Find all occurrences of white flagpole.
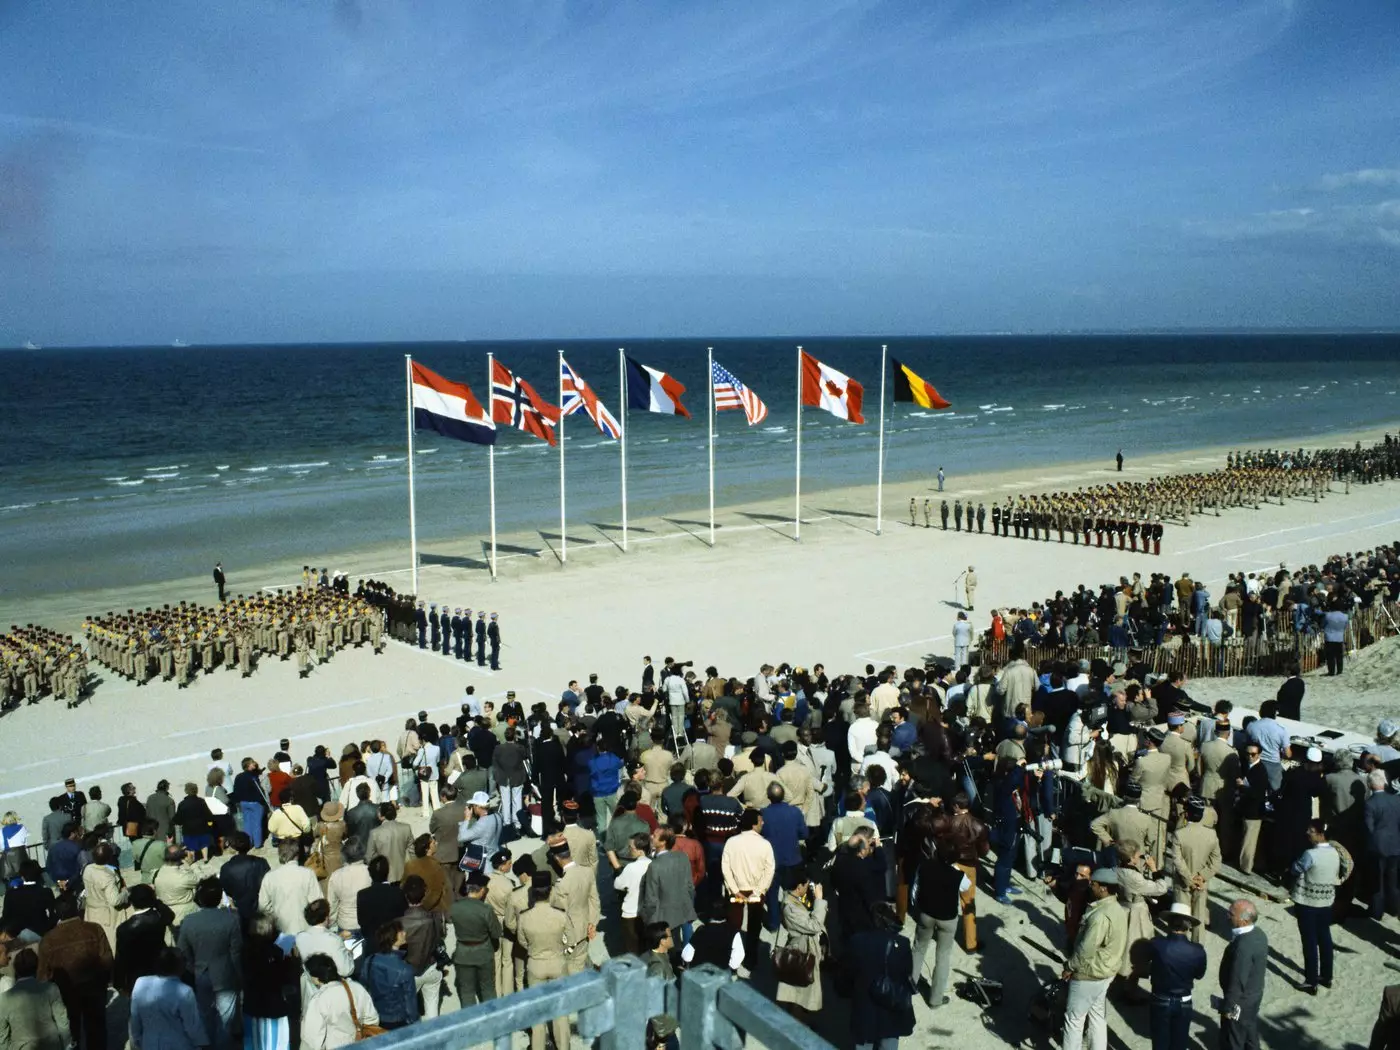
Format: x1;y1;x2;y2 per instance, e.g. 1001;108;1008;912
876;343;887;536
405;354;419;594
619;347;629;552
707;346;716;547
795;345;803;542
558;350;567;565
487;352;498;580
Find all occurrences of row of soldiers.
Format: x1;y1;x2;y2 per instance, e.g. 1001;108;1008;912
982;454;1349;559
82;589;385;689
990;499;1166;553
1233;435;1400;485
356;579;503;669
1;625;88;710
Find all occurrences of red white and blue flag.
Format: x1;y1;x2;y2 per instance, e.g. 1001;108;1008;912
559;357;622;439
625;356;690;418
411;362;496;445
711;360;768;426
491;360;561;446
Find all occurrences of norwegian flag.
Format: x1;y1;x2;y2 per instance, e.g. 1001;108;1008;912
711;359;769;425
559;357;623;439
491;359;561;446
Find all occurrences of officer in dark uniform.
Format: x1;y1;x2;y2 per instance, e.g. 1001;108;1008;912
463;608;474;662
442;612;453;656
475;612;488;668
429;604;441;651
415;600;428;649
1151;518;1164;556
1029;501;1039;541
1093;512;1104;548
1128;518;1140;552
1012;504;1022;539
991;503;1002;536
976;502;986;533
1082;506;1092;546
488;613;501;671
940;499;949;530
953;499;963;532
1116;516;1128;550
450;609;463;659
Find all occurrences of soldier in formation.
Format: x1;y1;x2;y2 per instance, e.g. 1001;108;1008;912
82;585;386;689
1;624;87;710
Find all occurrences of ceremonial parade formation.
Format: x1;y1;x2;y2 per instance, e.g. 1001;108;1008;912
0;625;87;710
975;438;1398;556
81;587;386;690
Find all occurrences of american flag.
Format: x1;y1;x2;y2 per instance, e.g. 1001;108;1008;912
560;357;623;439
712;360;769;425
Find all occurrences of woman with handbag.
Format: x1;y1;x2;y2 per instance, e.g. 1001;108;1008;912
301;952;382;1049
844;901;916;1050
774;866;827;1022
316;802;347;887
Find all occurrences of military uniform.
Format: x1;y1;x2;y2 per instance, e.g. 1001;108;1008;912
1169;819;1220;941
516;900;573;1050
450;893;502;1006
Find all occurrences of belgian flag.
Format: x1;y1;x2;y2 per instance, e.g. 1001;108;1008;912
891;358;951;410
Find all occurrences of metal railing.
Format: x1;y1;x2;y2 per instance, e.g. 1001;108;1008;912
361;957;836;1050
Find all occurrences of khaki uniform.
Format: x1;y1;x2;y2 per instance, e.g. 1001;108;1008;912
486;872;519;996
516;902;572;1050
548;863;600;976
1169;822;1220;942
1129;750;1172;868
1090;805;1152;854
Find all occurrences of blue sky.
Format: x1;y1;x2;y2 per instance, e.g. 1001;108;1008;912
2;0;1398;345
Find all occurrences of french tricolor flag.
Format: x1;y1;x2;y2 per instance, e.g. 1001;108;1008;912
625;356;690;417
411;362;497;445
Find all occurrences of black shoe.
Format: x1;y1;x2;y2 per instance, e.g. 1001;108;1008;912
1299;983;1318;996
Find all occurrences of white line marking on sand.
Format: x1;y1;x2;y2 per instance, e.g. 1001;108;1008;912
1172;508;1397;555
0;697;496;803
854;633;951;659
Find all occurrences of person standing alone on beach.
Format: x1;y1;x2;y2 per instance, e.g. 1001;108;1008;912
1116;450;1124;472
938;466;945;491
213;562;225;603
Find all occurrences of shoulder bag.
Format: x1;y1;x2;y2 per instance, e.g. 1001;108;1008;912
771;917;816;988
340;979;386;1041
868;936;916;1012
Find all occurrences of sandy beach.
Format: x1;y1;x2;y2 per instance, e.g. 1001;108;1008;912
4;423;1400;1049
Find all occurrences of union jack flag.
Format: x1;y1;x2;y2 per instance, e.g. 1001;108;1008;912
491;359;561;446
711;360;768;426
559;357;622;439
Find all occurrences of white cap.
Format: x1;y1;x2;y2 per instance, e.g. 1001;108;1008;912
468;791;491;807
1305;746;1322;763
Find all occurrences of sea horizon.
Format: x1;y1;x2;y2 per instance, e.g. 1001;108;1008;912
2;332;1397;602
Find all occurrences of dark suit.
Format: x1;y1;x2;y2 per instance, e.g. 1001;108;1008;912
1367;791;1400;918
114;906;175;995
1;880;56;935
532;737;566;821
218;853;270;926
176;906;243;992
290;774;321;815
475;620;487;667
450;615;463;659
1219;927;1268;1050
1276;677;1305;721
346;801;379;846
356;883;407;946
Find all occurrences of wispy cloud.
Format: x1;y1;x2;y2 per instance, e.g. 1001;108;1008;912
1189;201;1400;251
0;113;265;156
1317;167;1400;190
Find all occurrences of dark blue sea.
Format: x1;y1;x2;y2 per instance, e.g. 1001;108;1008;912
2;334;1398;600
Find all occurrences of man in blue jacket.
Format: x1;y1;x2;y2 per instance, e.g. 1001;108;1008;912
759;782;807;931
